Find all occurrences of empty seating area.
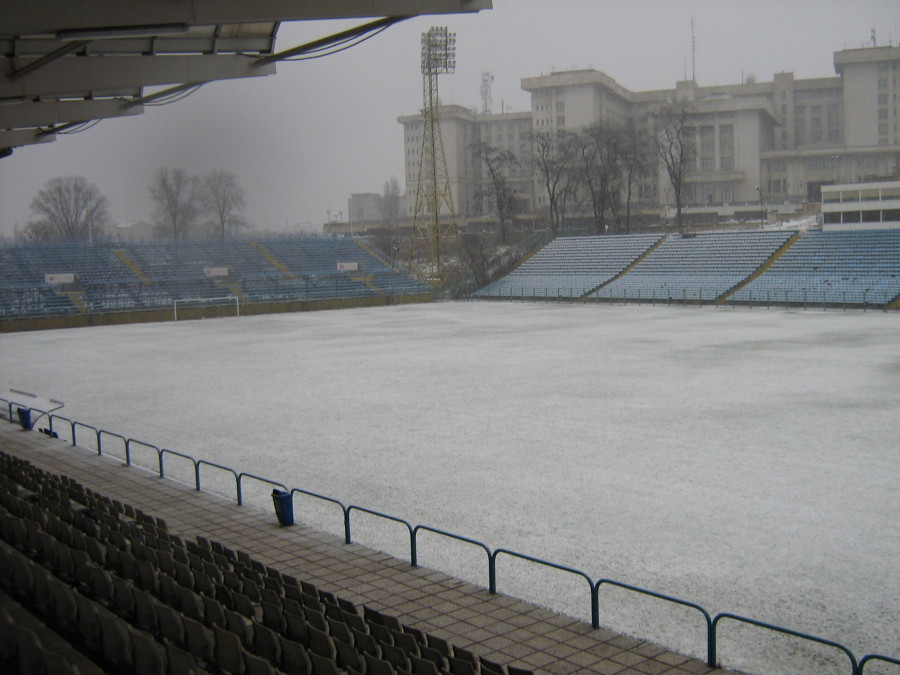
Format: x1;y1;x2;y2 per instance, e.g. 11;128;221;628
590;230;796;302
0;450;532;675
729;229;900;306
474;234;662;298
0;238;428;319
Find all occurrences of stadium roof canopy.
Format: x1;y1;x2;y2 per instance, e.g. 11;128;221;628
0;0;491;158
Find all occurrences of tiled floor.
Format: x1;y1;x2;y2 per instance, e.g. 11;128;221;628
0;421;737;674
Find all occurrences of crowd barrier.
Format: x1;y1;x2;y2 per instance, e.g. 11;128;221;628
2;396;898;675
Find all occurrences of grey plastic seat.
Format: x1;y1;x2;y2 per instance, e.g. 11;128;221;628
49;577;79;634
368;653;401;675
308;651;341;675
448;656;476;675
351;628;378;657
177;585;205;622
279;636;312;675
130;626;167;675
154;599;185;647
410;654;441;675
132;587;157;633
224;608;255;649
333;637;363;673
307;625;335;660
213;624;246;675
202;593;227;629
380;642;409;671
183;617;215;667
97;609;133;671
75;592;102;652
111;575;136;619
243;650;277;675
251;620;282;666
284;611;309;645
13;625;46;675
260;601;285;633
163;637;199;675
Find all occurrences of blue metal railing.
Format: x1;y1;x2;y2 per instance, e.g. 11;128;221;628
1;398;895;675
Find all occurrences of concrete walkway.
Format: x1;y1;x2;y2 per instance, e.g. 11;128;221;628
0;421;737;675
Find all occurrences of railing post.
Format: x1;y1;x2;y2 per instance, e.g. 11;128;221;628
343;509;351;544
489;551;497;594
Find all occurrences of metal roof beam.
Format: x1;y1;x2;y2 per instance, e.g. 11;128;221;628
8;40;91;79
0;128;55;151
1;1;491;37
254;16;407;67
0;54;276;99
0;98;143;129
3;35;277;57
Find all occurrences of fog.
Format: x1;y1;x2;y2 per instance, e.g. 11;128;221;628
1;0;898;237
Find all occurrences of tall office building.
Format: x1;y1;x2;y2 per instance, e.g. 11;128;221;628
398;45;900;226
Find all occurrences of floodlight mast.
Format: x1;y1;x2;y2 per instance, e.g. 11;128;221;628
411;26;458;283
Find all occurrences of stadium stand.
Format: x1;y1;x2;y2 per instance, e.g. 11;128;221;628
728;228;900;306
0;237;430;320
474;234;662;298
590;230;796;302
0;450;536;675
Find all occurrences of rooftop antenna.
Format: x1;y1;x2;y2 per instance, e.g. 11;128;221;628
871;27;877;47
691;16;697;81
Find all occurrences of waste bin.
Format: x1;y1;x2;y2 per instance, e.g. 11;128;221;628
271;489;294;526
16;407;32;431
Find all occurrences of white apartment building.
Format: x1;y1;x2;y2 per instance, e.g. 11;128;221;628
398;44;900;227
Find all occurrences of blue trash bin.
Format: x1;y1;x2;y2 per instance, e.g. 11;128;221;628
272;489;294;526
16;407;32;431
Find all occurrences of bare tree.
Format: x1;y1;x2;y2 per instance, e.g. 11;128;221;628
652;101;696;232
620;120;655;232
202;170;247;239
472;142;520;243
531;131;577;231
571;122;627;234
25;176;109;242
149;168;199;240
379;176;401;224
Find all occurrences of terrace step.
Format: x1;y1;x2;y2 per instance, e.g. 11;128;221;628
113;249;151;285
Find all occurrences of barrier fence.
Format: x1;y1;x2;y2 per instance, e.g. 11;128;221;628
2;396;897;675
472;286;896;311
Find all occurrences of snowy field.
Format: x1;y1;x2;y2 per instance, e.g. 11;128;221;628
3;302;899;675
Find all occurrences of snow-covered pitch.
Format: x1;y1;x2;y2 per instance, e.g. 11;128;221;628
4;302;898;675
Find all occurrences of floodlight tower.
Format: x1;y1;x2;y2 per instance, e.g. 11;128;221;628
411;26;458;280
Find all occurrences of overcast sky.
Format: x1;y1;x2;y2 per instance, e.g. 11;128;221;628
1;0;898;238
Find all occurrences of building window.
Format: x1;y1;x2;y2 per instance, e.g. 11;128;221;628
722;183;734;203
700;126;715;154
721;157;733;170
719;124;733;153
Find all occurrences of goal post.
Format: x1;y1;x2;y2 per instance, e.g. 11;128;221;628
173;295;240;321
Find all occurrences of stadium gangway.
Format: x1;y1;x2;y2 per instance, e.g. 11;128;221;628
2;398;897;675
